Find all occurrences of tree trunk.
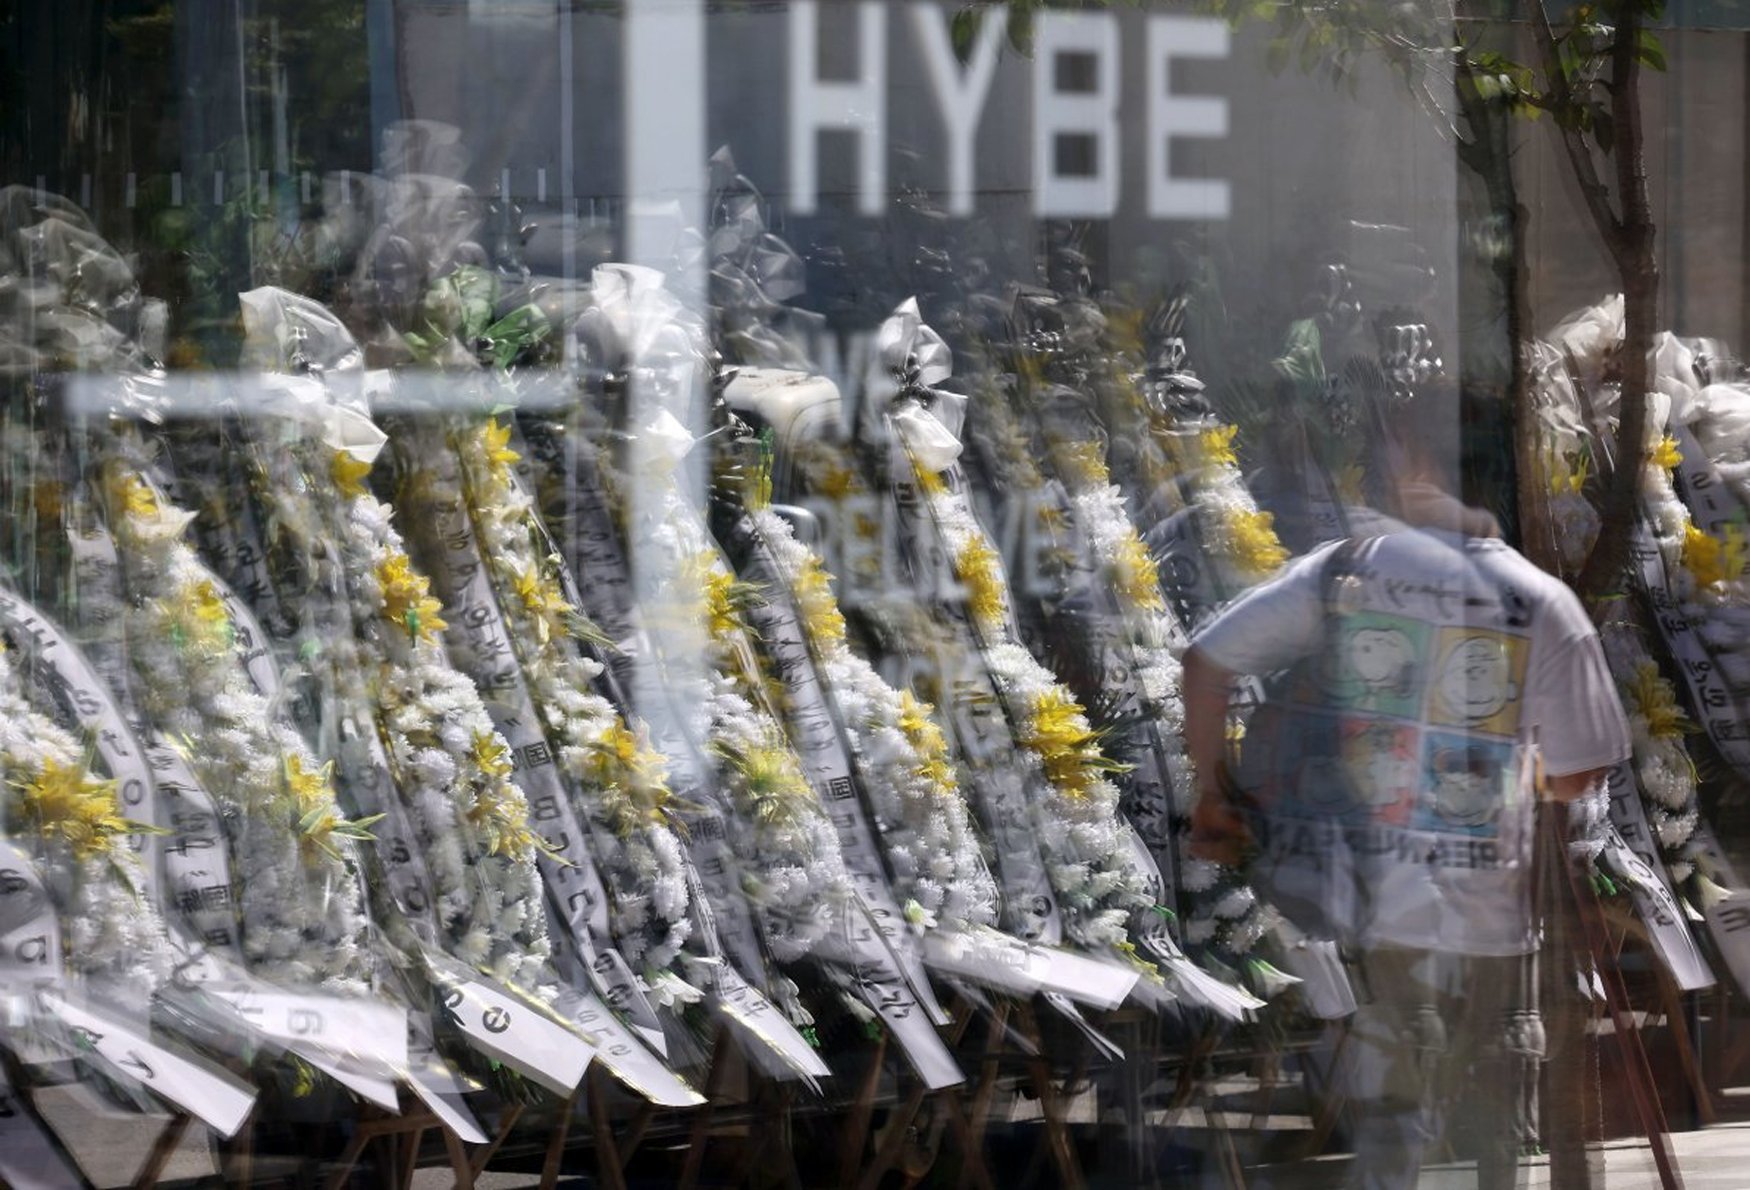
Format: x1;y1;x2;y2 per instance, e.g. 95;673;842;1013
1575;1;1659;603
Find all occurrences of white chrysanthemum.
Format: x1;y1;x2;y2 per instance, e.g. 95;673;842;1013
98;454;372;992
314;442;555;993
452;421;694;978
752;507;998;929
0;649;175;989
635;477;853;962
911;471;1152;952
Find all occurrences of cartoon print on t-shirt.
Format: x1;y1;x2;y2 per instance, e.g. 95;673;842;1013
1339;720;1417;822
1416;732;1514;834
1427;628;1528;737
1316;612;1428;720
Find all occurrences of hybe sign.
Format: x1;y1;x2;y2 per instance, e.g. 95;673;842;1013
786;2;1231;220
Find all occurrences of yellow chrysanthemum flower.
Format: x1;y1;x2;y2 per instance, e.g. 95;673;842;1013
1018;687;1114;800
1225;507;1289;578
1650;435;1683;472
165;579;234;654
480;418;521;473
377;552;448;642
1626;661;1690;739
285;754;334;813
794;556;847;647
1545;448;1589;496
1683;522;1748;589
331;451;374;499
897;690;958;794
512;564;573;642
284;754;357;859
1110;529;1166;613
912;461;949;498
697;555;745;642
12;756;131;860
470;731;516;781
719;739;814;830
1199;424;1240;470
1055;440;1111;488
467;783;541;858
105;470;159;520
953;537;1008;635
813;462;858;500
587;723;677;834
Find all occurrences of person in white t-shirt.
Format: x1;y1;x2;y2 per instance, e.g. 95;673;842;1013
1182;398;1630;1190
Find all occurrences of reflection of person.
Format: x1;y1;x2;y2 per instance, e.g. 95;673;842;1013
1181;397;1630;1190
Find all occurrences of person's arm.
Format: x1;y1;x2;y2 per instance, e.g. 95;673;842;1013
1183;644;1249;864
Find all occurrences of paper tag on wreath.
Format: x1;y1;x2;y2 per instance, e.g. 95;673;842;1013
425;951;593;1096
812;895;963;1090
38;989;256;1137
921;926;1138;1009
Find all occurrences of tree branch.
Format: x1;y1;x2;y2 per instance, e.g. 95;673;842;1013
1530;2;1624;250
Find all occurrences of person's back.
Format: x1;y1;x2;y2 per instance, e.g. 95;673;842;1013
1183;509;1628;1190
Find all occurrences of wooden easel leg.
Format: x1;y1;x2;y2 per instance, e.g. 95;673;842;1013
837;1033;888;1190
469;1102;524;1180
967;1001;1009;1141
443;1124;476;1190
1592;944;1685;1190
1214;1112;1249;1190
381;1124;414;1188
1653;964;1715;1126
1016;1002;1086;1190
678;1025;736;1190
325;1111;378;1190
1546;801;1684;1190
587;1066;629;1190
856;1080;927;1190
398;1126;423;1190
541;1084;582;1190
941;1092;997;1190
132;1112;191;1190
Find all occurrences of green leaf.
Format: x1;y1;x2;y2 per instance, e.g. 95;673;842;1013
451;266;498;344
483;304;551;369
1636;29;1667;72
1273;318;1326;394
950;5;982;65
